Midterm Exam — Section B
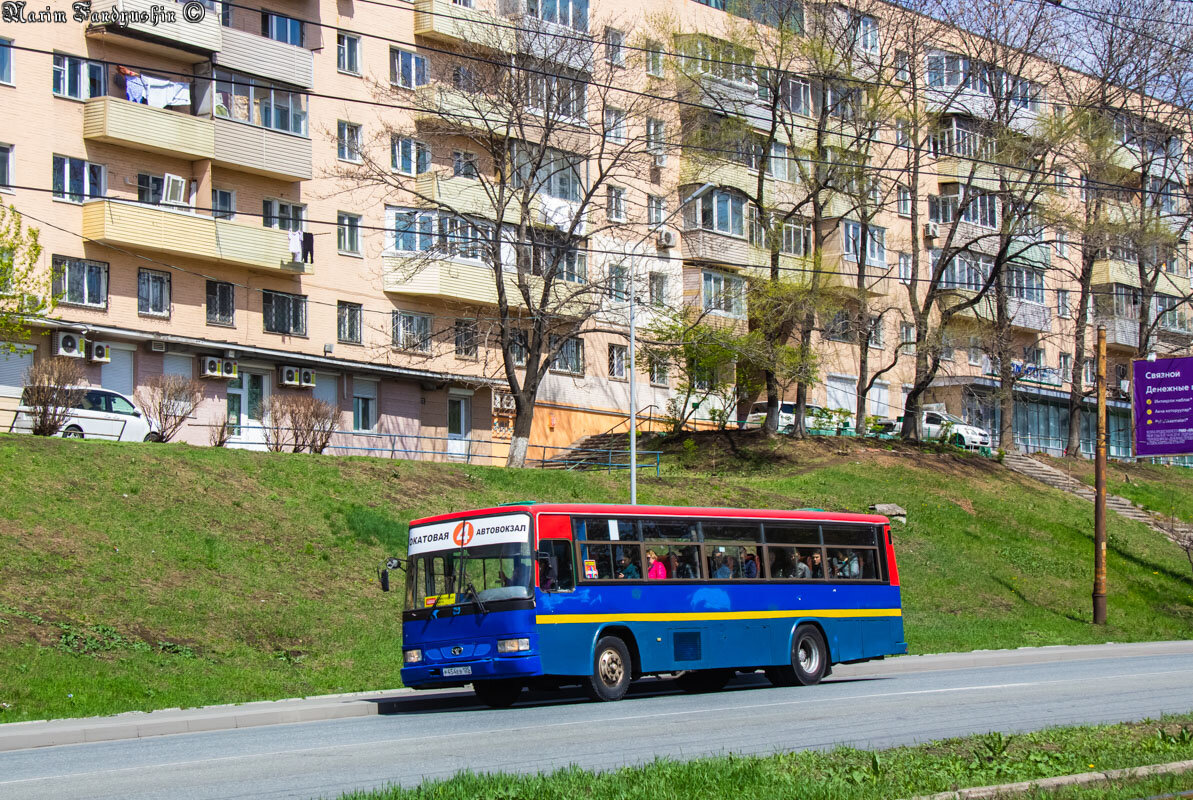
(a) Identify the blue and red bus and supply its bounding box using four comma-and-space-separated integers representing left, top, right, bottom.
383, 503, 906, 707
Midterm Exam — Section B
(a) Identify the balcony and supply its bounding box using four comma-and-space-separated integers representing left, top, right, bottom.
1095, 313, 1141, 350
83, 97, 215, 160
680, 158, 758, 198
213, 27, 315, 89
87, 0, 221, 60
935, 157, 999, 190
82, 200, 310, 275
414, 0, 512, 49
681, 229, 750, 268
383, 257, 502, 305
1092, 259, 1189, 295
414, 172, 496, 218
1008, 298, 1051, 332
211, 117, 312, 181
413, 87, 512, 136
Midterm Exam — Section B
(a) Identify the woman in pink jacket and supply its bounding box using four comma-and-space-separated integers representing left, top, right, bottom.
646, 549, 668, 579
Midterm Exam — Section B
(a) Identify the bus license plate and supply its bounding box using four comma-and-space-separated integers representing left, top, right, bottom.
442, 666, 472, 677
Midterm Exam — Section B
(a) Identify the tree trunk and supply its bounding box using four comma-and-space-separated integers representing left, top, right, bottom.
791, 314, 815, 438
1066, 266, 1093, 457
855, 316, 870, 435
995, 281, 1015, 452
505, 396, 535, 468
763, 370, 780, 434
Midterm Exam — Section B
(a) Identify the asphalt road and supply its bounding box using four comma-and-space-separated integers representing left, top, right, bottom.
2, 644, 1191, 800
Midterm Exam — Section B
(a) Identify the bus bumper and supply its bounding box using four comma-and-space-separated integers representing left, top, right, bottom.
402, 654, 544, 687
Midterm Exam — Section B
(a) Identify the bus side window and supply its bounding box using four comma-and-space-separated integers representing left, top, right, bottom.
540, 539, 575, 591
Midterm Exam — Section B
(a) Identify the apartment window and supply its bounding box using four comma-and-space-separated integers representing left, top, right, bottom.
137, 269, 171, 317
607, 186, 626, 222
1024, 345, 1045, 368
206, 281, 234, 326
337, 33, 361, 75
1055, 228, 1068, 258
0, 144, 10, 190
608, 344, 628, 379
388, 207, 434, 252
780, 221, 812, 257
453, 150, 478, 178
511, 143, 583, 201
52, 256, 108, 308
854, 14, 879, 54
609, 264, 628, 301
649, 356, 669, 386
453, 318, 478, 358
895, 120, 910, 148
1057, 289, 1071, 318
900, 322, 916, 353
842, 221, 886, 267
263, 12, 304, 46
262, 290, 307, 336
526, 0, 587, 31
686, 189, 745, 237
868, 316, 884, 349
647, 195, 666, 227
1059, 352, 1072, 379
939, 250, 993, 291
52, 53, 105, 100
605, 29, 624, 66
452, 66, 478, 91
0, 38, 11, 85
780, 76, 812, 116
212, 189, 234, 219
510, 330, 528, 366
1083, 358, 1096, 386
646, 118, 666, 163
52, 155, 104, 202
262, 199, 305, 231
826, 310, 853, 343
550, 336, 585, 375
603, 107, 627, 144
895, 51, 910, 82
213, 70, 308, 136
393, 310, 432, 351
441, 216, 486, 260
645, 41, 663, 77
337, 212, 361, 254
649, 272, 667, 306
968, 338, 983, 367
765, 141, 789, 181
1007, 266, 1045, 304
352, 379, 377, 432
338, 301, 362, 344
391, 48, 428, 88
897, 186, 912, 217
530, 73, 587, 120
391, 136, 430, 175
338, 121, 362, 162
703, 270, 745, 317
138, 173, 164, 205
899, 252, 913, 284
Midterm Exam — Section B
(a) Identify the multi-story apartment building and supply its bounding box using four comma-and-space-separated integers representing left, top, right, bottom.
1, 0, 1190, 460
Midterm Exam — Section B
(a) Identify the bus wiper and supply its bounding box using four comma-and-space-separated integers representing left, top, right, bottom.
462, 581, 487, 615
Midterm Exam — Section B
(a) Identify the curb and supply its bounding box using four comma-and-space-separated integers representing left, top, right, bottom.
911, 759, 1193, 799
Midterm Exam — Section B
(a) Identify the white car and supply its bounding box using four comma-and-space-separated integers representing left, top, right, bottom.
922, 410, 991, 449
13, 387, 160, 442
744, 402, 824, 433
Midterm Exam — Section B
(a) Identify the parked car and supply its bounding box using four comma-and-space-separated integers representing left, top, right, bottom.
744, 402, 824, 433
921, 409, 991, 449
12, 387, 161, 442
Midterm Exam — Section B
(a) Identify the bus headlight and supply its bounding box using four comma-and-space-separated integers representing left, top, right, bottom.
404, 649, 423, 664
497, 638, 530, 654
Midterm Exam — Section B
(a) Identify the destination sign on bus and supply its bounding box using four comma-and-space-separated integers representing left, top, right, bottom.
407, 513, 531, 556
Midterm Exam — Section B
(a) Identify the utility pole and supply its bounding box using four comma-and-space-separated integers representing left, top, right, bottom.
1093, 325, 1107, 625
628, 261, 637, 505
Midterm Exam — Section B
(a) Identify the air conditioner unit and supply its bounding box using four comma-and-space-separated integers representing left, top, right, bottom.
657, 229, 678, 248
221, 359, 238, 379
149, 340, 167, 353
201, 356, 238, 379
88, 341, 112, 363
280, 365, 302, 387
299, 368, 316, 388
924, 222, 940, 240
55, 331, 86, 358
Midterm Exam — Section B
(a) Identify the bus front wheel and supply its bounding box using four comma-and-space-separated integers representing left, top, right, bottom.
766, 624, 828, 687
584, 636, 631, 702
473, 679, 523, 708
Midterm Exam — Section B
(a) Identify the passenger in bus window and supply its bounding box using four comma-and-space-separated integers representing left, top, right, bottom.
712, 553, 732, 579
616, 553, 640, 579
806, 550, 824, 578
645, 549, 667, 579
830, 549, 860, 579
742, 551, 759, 578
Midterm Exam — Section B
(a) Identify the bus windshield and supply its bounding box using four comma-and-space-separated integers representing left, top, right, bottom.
410, 542, 533, 607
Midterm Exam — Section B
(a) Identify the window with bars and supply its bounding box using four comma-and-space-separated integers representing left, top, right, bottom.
137, 269, 171, 317
393, 311, 432, 351
608, 344, 628, 379
550, 336, 584, 375
52, 256, 108, 308
262, 290, 307, 335
454, 318, 478, 358
338, 301, 362, 344
207, 281, 234, 326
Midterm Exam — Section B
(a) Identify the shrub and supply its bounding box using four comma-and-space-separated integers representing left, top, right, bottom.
208, 413, 234, 447
135, 375, 202, 442
263, 395, 340, 454
22, 357, 86, 436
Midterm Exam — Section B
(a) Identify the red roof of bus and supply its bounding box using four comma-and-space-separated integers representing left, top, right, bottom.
410, 504, 889, 527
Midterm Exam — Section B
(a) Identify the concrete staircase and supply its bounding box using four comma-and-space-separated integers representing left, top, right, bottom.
537, 432, 633, 470
1003, 453, 1192, 541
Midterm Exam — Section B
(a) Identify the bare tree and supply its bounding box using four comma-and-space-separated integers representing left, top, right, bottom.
22, 358, 85, 437
209, 413, 234, 448
335, 12, 670, 466
135, 375, 202, 442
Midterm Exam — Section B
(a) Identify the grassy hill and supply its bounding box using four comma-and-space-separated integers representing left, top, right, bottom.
0, 432, 1190, 723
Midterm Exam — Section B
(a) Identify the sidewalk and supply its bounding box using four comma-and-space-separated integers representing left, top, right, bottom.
3, 640, 1192, 752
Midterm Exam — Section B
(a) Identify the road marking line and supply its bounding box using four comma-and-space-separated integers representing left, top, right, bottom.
1, 669, 1188, 786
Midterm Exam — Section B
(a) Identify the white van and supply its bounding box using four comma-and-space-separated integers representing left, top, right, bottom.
13, 387, 160, 442
744, 402, 824, 434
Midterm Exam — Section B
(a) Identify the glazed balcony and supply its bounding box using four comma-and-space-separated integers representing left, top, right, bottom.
414, 0, 512, 49
82, 200, 310, 275
83, 96, 215, 160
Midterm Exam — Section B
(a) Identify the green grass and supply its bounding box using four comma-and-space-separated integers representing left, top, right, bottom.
0, 432, 1191, 722
333, 715, 1193, 800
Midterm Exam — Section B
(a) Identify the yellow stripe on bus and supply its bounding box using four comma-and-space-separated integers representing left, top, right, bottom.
535, 609, 902, 624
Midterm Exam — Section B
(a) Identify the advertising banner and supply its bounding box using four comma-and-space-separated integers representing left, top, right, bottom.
407, 513, 531, 556
1132, 356, 1193, 457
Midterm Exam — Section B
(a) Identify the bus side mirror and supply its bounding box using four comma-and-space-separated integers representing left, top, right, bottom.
379, 557, 404, 592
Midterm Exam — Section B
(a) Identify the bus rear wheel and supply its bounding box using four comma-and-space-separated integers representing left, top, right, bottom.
675, 669, 733, 694
584, 636, 631, 702
766, 624, 828, 687
473, 679, 523, 708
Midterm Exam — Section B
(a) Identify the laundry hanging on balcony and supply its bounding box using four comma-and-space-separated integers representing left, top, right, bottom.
114, 66, 190, 109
